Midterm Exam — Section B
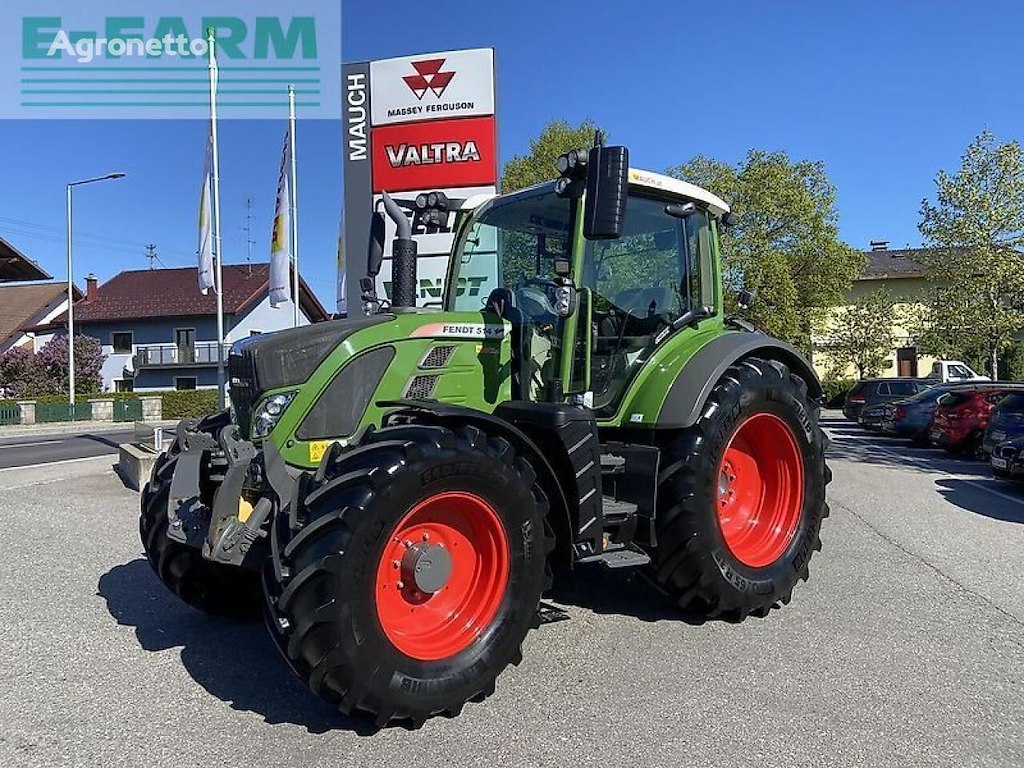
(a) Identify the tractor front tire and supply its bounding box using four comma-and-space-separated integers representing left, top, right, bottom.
651, 357, 830, 621
263, 424, 553, 728
139, 448, 263, 621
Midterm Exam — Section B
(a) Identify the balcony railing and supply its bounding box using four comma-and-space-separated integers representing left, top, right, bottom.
134, 342, 231, 368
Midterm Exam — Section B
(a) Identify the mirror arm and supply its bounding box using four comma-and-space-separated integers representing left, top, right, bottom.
671, 305, 714, 331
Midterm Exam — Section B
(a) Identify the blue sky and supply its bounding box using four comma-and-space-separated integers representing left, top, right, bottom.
3, 1, 1023, 309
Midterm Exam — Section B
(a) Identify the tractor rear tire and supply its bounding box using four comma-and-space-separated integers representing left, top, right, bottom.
651, 357, 830, 622
262, 424, 553, 728
139, 446, 262, 621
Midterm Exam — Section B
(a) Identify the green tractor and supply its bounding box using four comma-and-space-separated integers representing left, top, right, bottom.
140, 141, 830, 728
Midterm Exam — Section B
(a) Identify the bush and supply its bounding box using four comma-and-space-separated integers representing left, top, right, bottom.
159, 390, 219, 419
821, 377, 856, 408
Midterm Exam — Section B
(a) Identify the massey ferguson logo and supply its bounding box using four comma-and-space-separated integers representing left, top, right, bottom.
385, 140, 481, 168
403, 58, 456, 100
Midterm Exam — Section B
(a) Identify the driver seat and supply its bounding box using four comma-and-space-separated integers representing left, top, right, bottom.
484, 288, 533, 399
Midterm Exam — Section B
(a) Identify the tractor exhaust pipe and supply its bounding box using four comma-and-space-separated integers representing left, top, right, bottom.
381, 191, 417, 309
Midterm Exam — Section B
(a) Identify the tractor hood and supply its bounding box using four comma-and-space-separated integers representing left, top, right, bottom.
228, 315, 389, 431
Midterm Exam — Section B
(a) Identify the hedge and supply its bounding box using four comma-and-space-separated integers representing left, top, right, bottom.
159, 390, 220, 419
0, 389, 220, 420
821, 377, 857, 409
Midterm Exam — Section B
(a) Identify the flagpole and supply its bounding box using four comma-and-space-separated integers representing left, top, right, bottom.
288, 84, 300, 327
208, 28, 226, 409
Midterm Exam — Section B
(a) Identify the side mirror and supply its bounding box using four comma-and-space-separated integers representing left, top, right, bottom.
367, 211, 385, 277
737, 289, 755, 310
721, 211, 739, 228
583, 144, 629, 240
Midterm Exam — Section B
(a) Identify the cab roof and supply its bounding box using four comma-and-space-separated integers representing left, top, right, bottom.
626, 169, 730, 216
458, 168, 731, 217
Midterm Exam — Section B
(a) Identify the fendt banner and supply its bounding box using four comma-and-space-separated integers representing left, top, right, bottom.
339, 47, 497, 314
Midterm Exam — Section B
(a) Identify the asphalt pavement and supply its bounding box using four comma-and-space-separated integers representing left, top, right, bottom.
0, 414, 1022, 767
0, 429, 136, 470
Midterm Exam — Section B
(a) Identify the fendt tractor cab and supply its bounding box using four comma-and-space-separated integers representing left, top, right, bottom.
141, 139, 830, 728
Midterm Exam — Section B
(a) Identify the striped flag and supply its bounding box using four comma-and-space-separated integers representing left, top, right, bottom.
197, 136, 215, 295
269, 131, 291, 307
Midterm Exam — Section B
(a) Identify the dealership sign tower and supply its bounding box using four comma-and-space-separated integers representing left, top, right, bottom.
339, 47, 497, 314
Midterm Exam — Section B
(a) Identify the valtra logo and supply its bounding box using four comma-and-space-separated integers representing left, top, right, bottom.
403, 59, 456, 100
370, 116, 497, 193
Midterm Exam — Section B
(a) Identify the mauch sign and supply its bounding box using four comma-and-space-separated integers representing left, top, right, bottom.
339, 47, 498, 315
369, 48, 495, 127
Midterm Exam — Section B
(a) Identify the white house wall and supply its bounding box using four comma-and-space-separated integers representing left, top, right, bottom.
228, 295, 312, 342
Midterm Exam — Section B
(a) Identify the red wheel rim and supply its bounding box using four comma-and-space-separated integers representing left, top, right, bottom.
374, 492, 510, 661
716, 413, 804, 568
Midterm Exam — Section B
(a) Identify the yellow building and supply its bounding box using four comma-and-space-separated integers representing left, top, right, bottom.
812, 245, 940, 380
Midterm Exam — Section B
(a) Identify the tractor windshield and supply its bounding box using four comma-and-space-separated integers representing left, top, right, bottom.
447, 184, 572, 311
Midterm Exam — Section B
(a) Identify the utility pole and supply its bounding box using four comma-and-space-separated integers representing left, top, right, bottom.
244, 195, 255, 276
145, 243, 158, 269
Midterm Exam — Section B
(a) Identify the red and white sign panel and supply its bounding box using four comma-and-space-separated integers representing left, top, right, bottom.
371, 116, 498, 193
369, 48, 495, 126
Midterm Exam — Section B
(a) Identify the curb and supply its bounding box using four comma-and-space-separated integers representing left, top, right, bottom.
0, 420, 178, 439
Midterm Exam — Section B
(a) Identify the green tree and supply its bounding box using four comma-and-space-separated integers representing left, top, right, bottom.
827, 290, 899, 378
916, 130, 1024, 377
501, 119, 604, 192
668, 151, 865, 350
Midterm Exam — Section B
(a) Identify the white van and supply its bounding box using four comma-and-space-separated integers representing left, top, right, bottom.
926, 360, 990, 383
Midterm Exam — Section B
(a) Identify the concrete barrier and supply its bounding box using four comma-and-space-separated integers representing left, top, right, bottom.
116, 442, 160, 492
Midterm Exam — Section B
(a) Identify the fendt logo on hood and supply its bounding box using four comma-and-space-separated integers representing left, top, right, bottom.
403, 58, 456, 100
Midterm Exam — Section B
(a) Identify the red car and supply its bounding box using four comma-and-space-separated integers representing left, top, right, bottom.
929, 387, 1017, 456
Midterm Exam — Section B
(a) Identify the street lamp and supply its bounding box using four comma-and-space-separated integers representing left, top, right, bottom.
66, 172, 125, 407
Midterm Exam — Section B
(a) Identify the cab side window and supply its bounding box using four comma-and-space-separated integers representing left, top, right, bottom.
581, 195, 712, 411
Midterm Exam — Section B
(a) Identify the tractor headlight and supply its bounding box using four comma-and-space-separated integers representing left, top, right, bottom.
252, 391, 297, 439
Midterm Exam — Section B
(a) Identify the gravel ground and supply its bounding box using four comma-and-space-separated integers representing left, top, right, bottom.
1, 415, 1022, 768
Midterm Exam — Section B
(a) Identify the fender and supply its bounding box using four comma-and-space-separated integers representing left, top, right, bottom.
657, 332, 822, 428
377, 399, 576, 570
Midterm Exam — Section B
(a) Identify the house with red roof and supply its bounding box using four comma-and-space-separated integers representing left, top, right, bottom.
38, 263, 330, 392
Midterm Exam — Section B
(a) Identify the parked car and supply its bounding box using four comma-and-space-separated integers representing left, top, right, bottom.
843, 378, 931, 422
859, 402, 891, 430
991, 435, 1024, 481
880, 383, 960, 442
982, 392, 1024, 455
925, 359, 990, 383
929, 386, 1024, 456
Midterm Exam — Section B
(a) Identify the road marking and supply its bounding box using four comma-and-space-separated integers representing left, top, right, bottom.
825, 427, 1024, 507
0, 455, 113, 473
0, 439, 63, 449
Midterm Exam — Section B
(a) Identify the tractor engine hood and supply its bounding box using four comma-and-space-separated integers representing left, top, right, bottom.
228, 315, 389, 432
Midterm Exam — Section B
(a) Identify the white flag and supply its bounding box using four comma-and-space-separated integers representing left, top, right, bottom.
269, 132, 291, 307
197, 138, 215, 295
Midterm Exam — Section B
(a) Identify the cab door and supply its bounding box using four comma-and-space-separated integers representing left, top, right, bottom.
579, 194, 713, 412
